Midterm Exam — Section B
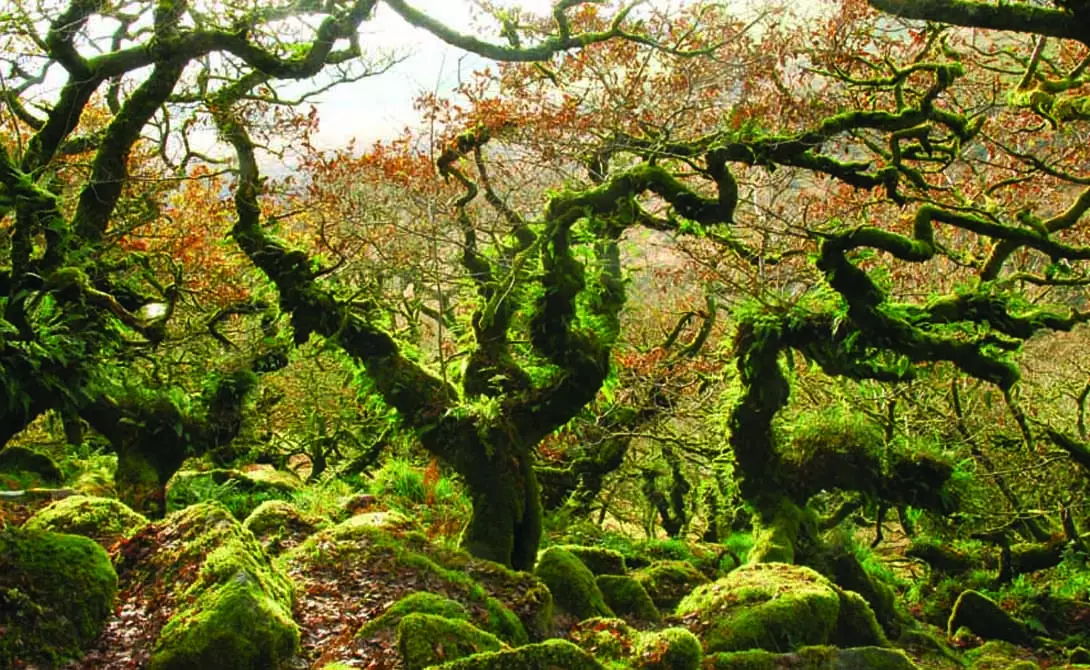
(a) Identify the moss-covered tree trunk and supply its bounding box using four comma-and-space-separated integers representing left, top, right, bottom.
459, 443, 543, 570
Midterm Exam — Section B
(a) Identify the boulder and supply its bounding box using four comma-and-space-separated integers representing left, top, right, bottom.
947, 590, 1030, 645
676, 563, 884, 654
534, 546, 613, 620
0, 445, 63, 485
114, 502, 299, 670
568, 618, 702, 670
357, 593, 471, 640
967, 640, 1039, 669
557, 545, 627, 575
286, 516, 542, 648
242, 500, 319, 555
633, 560, 710, 611
705, 645, 918, 669
596, 574, 661, 623
0, 526, 117, 666
433, 639, 604, 669
398, 613, 503, 669
24, 494, 147, 546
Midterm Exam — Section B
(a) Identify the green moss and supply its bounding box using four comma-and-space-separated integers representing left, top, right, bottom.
633, 560, 710, 611
834, 589, 888, 647
432, 638, 604, 669
947, 590, 1030, 645
398, 612, 504, 669
357, 592, 470, 640
676, 563, 841, 653
0, 527, 118, 666
967, 640, 1038, 670
596, 574, 661, 622
634, 627, 703, 670
558, 545, 627, 575
24, 494, 147, 546
242, 500, 319, 555
534, 546, 613, 620
144, 502, 299, 670
704, 645, 917, 669
748, 498, 813, 564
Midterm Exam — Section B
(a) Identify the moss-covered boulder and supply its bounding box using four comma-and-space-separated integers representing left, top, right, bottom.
634, 560, 710, 611
0, 526, 118, 666
947, 590, 1030, 645
433, 639, 604, 669
597, 574, 661, 623
705, 645, 918, 669
357, 592, 471, 639
534, 546, 613, 621
677, 563, 878, 654
834, 589, 888, 648
569, 618, 702, 670
285, 516, 541, 652
558, 545, 627, 575
242, 500, 319, 555
110, 502, 299, 670
398, 612, 504, 669
966, 640, 1039, 669
24, 494, 147, 546
634, 627, 704, 670
0, 445, 63, 485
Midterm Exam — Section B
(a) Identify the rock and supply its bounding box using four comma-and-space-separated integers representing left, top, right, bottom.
677, 563, 874, 653
534, 546, 613, 620
116, 502, 299, 670
557, 545, 627, 575
398, 613, 503, 669
342, 492, 379, 516
596, 574, 661, 623
947, 590, 1030, 645
568, 618, 703, 670
242, 500, 319, 555
834, 589, 888, 648
0, 445, 63, 484
357, 593, 471, 640
432, 639, 604, 669
968, 640, 1038, 669
0, 526, 117, 666
634, 627, 703, 670
1070, 647, 1090, 664
24, 494, 147, 546
704, 645, 918, 669
633, 560, 710, 611
286, 516, 539, 646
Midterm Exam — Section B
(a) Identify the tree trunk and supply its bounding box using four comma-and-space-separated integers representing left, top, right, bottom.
460, 449, 542, 571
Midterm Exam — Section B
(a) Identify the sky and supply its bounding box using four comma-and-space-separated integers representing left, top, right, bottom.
305, 0, 680, 147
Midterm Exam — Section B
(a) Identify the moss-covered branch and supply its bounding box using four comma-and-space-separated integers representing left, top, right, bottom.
868, 0, 1088, 45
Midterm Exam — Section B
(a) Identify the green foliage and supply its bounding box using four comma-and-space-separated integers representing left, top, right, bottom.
166, 470, 292, 520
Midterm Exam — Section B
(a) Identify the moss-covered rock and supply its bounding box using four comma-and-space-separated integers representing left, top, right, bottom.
24, 494, 147, 546
0, 445, 63, 484
0, 526, 118, 666
117, 502, 299, 670
558, 545, 627, 575
947, 590, 1030, 645
676, 563, 842, 653
286, 516, 539, 646
633, 560, 710, 611
398, 612, 504, 669
534, 546, 613, 620
569, 617, 701, 670
704, 645, 918, 669
433, 638, 604, 669
242, 500, 319, 555
597, 574, 661, 623
834, 589, 888, 648
966, 640, 1038, 669
357, 592, 471, 639
634, 627, 703, 670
